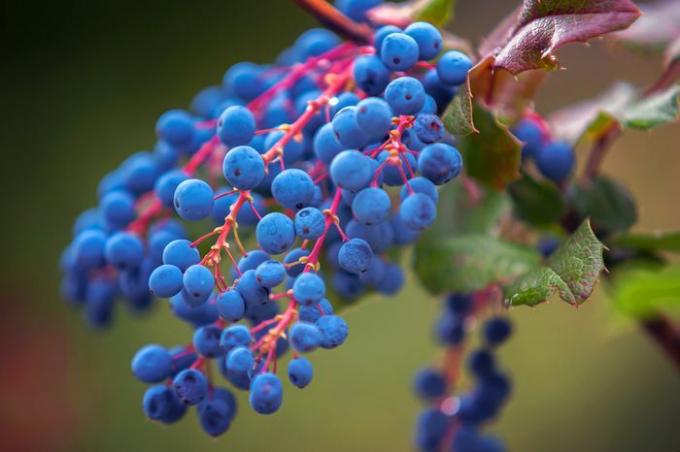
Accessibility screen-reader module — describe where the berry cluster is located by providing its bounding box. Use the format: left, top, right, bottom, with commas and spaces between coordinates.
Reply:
413, 293, 513, 452
513, 114, 575, 183
59, 4, 473, 437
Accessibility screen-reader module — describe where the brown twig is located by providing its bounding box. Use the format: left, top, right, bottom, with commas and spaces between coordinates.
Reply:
641, 314, 680, 371
292, 0, 373, 44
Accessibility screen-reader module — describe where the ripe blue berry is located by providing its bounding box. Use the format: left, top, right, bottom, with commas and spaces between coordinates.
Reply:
436, 50, 473, 86
414, 113, 445, 144
380, 32, 419, 71
73, 229, 107, 269
149, 264, 183, 298
197, 388, 236, 437
446, 293, 473, 314
375, 262, 405, 295
256, 212, 296, 255
155, 170, 188, 208
220, 324, 253, 354
121, 152, 159, 194
405, 22, 442, 60
329, 150, 373, 192
182, 264, 215, 306
156, 109, 195, 148
105, 232, 144, 269
316, 315, 349, 348
162, 239, 200, 272
513, 118, 545, 160
351, 187, 391, 226
223, 62, 264, 101
222, 145, 265, 190
249, 372, 283, 415
417, 143, 463, 185
400, 176, 438, 203
237, 249, 270, 273
271, 169, 315, 210
293, 272, 326, 306
290, 321, 322, 353
284, 248, 310, 277
132, 344, 173, 383
353, 55, 391, 96
468, 349, 496, 378
299, 298, 334, 323
374, 25, 401, 55
236, 269, 270, 306
385, 77, 426, 115
535, 140, 575, 182
436, 312, 465, 345
335, 0, 382, 22
413, 368, 447, 400
216, 290, 246, 321
356, 97, 393, 139
217, 105, 255, 147
338, 238, 373, 274
143, 385, 186, 423
100, 191, 136, 229
400, 193, 437, 230
294, 207, 326, 240
414, 408, 450, 451
288, 357, 314, 388
332, 106, 369, 148
173, 368, 208, 405
193, 325, 225, 358
313, 123, 344, 165
483, 316, 512, 347
173, 179, 214, 221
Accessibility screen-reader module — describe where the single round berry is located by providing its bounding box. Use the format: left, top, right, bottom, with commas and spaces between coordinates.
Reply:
173, 368, 208, 405
294, 207, 326, 240
156, 109, 195, 148
399, 193, 437, 230
374, 25, 401, 55
437, 50, 473, 86
338, 238, 373, 275
73, 229, 107, 269
104, 232, 144, 269
249, 372, 283, 415
155, 170, 188, 208
316, 315, 349, 349
217, 105, 255, 147
313, 123, 344, 165
131, 344, 173, 383
193, 325, 224, 358
400, 176, 438, 203
355, 97, 393, 139
293, 272, 326, 306
288, 357, 314, 388
149, 264, 183, 298
535, 140, 575, 182
331, 106, 369, 148
352, 187, 391, 226
380, 32, 419, 71
329, 150, 373, 192
513, 118, 545, 160
256, 212, 296, 255
468, 349, 495, 378
385, 77, 426, 115
414, 113, 445, 144
290, 321, 322, 353
216, 290, 246, 322
405, 22, 442, 60
271, 169, 315, 210
353, 55, 391, 96
483, 316, 513, 347
197, 389, 236, 437
173, 179, 214, 221
182, 264, 215, 306
254, 259, 286, 288
219, 324, 253, 353
162, 239, 200, 272
222, 145, 265, 190
235, 269, 270, 306
417, 143, 463, 185
100, 190, 136, 229
413, 368, 447, 400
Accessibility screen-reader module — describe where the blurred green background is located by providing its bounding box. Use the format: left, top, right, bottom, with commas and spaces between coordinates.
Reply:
2, 1, 679, 451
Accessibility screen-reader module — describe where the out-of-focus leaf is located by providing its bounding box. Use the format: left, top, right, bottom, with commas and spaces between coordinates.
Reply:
621, 85, 680, 130
612, 0, 680, 51
367, 0, 455, 28
611, 264, 680, 318
442, 77, 476, 136
491, 0, 641, 74
508, 172, 565, 227
414, 235, 540, 295
611, 231, 680, 253
507, 220, 605, 307
573, 176, 637, 235
458, 104, 521, 189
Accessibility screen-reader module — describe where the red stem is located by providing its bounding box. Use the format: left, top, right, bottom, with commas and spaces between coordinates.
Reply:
291, 0, 374, 44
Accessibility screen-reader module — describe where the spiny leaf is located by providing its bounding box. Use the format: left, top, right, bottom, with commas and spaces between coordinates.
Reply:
611, 264, 680, 319
442, 76, 476, 136
507, 220, 605, 307
611, 231, 680, 253
490, 0, 641, 75
572, 176, 637, 235
457, 104, 522, 190
621, 85, 680, 130
508, 172, 565, 227
414, 235, 540, 295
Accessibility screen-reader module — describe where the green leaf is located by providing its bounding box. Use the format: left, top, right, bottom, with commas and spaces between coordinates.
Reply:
367, 0, 455, 28
621, 85, 680, 130
442, 77, 476, 136
427, 179, 510, 237
611, 231, 680, 253
415, 0, 455, 27
507, 220, 606, 307
458, 104, 522, 190
572, 176, 637, 234
611, 264, 680, 318
508, 172, 565, 227
414, 235, 540, 295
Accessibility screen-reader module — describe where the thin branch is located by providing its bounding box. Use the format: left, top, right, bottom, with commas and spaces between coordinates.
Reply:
292, 0, 374, 44
641, 314, 680, 371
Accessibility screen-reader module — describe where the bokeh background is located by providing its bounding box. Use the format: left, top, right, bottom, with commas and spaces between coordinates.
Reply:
2, 1, 679, 451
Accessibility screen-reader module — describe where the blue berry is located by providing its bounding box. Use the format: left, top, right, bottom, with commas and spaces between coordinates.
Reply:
446, 293, 473, 314
468, 349, 495, 378
436, 312, 465, 345
105, 232, 144, 269
272, 169, 315, 210
219, 324, 253, 354
332, 270, 366, 300
256, 212, 296, 255
375, 262, 404, 295
437, 50, 473, 86
121, 152, 159, 194
299, 298, 334, 323
332, 106, 369, 148
226, 346, 254, 382
294, 207, 326, 240
149, 264, 183, 298
217, 105, 255, 147
197, 388, 236, 437
483, 316, 512, 347
329, 150, 373, 192
155, 170, 188, 208
193, 325, 224, 358
352, 187, 391, 226
162, 239, 200, 272
73, 229, 107, 269
182, 264, 214, 306
237, 250, 270, 273
330, 92, 360, 117
191, 85, 223, 118
132, 344, 173, 383
294, 28, 341, 59
400, 176, 438, 203
358, 255, 386, 286
385, 77, 426, 115
535, 140, 575, 182
249, 372, 283, 415
284, 248, 310, 277
100, 191, 136, 229
356, 97, 393, 139
290, 321, 322, 353
222, 145, 265, 190
374, 25, 401, 55
170, 292, 218, 326
316, 315, 348, 348
513, 118, 544, 160
156, 109, 195, 148
252, 260, 285, 288
338, 238, 373, 274
313, 123, 344, 165
335, 0, 382, 21
216, 290, 246, 321
418, 143, 463, 185
414, 113, 444, 143
414, 408, 450, 451
236, 269, 270, 306
346, 219, 394, 254
143, 385, 186, 423
353, 55, 391, 96
173, 179, 214, 221
293, 272, 326, 305
380, 32, 419, 71
405, 22, 442, 60
223, 62, 264, 101
173, 368, 208, 405
264, 131, 306, 165
413, 368, 447, 400
288, 357, 314, 388
400, 193, 437, 230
